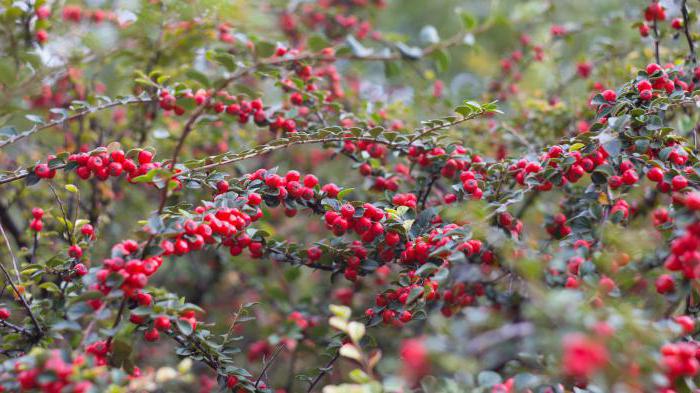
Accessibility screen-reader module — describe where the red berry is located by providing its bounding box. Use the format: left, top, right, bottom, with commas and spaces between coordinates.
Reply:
686, 192, 700, 210
29, 219, 43, 232
671, 18, 683, 30
637, 80, 652, 92
672, 175, 688, 191
647, 167, 664, 182
621, 169, 638, 185
0, 308, 10, 320
31, 208, 44, 219
74, 263, 88, 276
382, 309, 395, 323
247, 192, 262, 206
601, 89, 616, 102
303, 174, 319, 188
138, 150, 153, 164
154, 316, 172, 331
144, 328, 160, 342
81, 224, 94, 237
226, 375, 239, 388
68, 245, 83, 259
646, 63, 662, 75
136, 293, 153, 306
34, 163, 53, 179
639, 23, 650, 37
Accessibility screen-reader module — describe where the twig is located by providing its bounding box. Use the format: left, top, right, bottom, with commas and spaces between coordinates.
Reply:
0, 96, 154, 149
307, 351, 341, 392
48, 183, 74, 245
652, 13, 661, 64
105, 298, 127, 346
255, 343, 286, 387
0, 224, 42, 338
0, 319, 32, 336
0, 222, 21, 283
681, 0, 696, 64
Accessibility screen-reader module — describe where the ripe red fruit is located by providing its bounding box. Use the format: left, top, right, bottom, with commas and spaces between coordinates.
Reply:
399, 310, 412, 323
621, 169, 638, 185
359, 163, 372, 176
250, 98, 263, 111
599, 276, 616, 293
136, 293, 153, 306
34, 163, 53, 179
344, 268, 358, 281
226, 375, 239, 388
108, 162, 123, 177
601, 89, 616, 102
382, 309, 396, 323
81, 224, 94, 237
655, 274, 675, 294
29, 219, 43, 232
31, 208, 44, 219
138, 150, 153, 164
247, 192, 262, 206
0, 308, 10, 320
130, 314, 146, 324
672, 175, 688, 191
674, 315, 695, 334
216, 180, 229, 194
639, 23, 650, 37
144, 328, 160, 342
386, 232, 400, 246
36, 5, 51, 19
68, 245, 83, 259
687, 193, 700, 210
671, 18, 683, 30
303, 174, 319, 188
110, 150, 125, 162
290, 92, 303, 105
74, 263, 88, 276
340, 204, 355, 218
637, 79, 652, 91
646, 63, 662, 75
154, 316, 172, 331
36, 29, 48, 43
646, 167, 664, 182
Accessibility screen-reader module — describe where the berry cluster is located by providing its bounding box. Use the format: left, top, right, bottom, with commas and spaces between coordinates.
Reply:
14, 350, 96, 392
664, 221, 700, 279
29, 208, 44, 232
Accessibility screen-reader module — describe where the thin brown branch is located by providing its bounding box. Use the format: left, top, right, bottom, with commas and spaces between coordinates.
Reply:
0, 96, 154, 149
0, 223, 42, 338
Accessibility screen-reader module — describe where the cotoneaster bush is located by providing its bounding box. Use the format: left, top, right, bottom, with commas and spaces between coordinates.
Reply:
2, 0, 700, 392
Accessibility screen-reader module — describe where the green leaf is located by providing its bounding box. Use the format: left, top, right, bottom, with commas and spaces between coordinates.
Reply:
384, 61, 401, 78
308, 35, 331, 52
176, 318, 194, 336
477, 371, 502, 387
255, 41, 276, 58
337, 188, 354, 200
457, 8, 478, 30
25, 114, 44, 124
0, 126, 17, 137
406, 286, 424, 304
185, 69, 210, 87
339, 343, 362, 361
329, 304, 352, 320
212, 51, 238, 72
